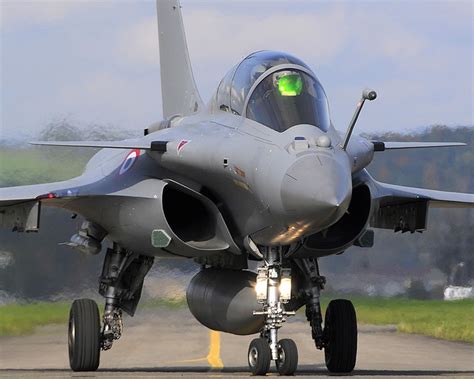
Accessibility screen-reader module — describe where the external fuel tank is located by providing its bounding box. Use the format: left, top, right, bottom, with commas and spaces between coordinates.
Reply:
186, 269, 264, 335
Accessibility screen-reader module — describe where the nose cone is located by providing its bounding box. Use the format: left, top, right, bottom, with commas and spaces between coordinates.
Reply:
281, 154, 352, 226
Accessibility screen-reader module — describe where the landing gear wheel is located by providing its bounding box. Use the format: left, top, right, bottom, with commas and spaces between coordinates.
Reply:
248, 338, 271, 376
324, 299, 357, 373
276, 338, 298, 376
68, 299, 101, 372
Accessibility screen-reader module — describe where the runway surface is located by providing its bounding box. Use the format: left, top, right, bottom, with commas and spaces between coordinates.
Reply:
1, 307, 473, 378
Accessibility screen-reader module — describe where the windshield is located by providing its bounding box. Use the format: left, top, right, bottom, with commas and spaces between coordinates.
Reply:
214, 51, 311, 116
246, 69, 330, 132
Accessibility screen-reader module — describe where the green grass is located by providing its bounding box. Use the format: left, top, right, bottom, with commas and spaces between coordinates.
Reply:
1, 298, 473, 342
140, 297, 187, 310
0, 302, 70, 336
339, 297, 474, 343
0, 298, 185, 337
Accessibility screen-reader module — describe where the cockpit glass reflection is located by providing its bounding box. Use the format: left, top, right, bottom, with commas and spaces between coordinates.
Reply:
214, 51, 332, 133
246, 70, 330, 133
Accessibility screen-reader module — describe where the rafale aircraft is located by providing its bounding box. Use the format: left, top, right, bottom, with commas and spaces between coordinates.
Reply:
1, 0, 473, 375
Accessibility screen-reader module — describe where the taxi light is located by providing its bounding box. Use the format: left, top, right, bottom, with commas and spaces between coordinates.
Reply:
279, 269, 292, 302
256, 268, 268, 302
277, 74, 303, 96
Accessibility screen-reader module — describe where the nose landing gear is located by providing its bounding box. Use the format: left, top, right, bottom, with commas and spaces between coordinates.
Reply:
249, 246, 298, 376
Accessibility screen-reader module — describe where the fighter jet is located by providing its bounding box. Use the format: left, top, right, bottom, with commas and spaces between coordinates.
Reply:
1, 0, 472, 375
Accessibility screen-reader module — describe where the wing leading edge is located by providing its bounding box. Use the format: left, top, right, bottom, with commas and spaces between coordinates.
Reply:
372, 141, 466, 151
375, 181, 474, 208
30, 140, 169, 152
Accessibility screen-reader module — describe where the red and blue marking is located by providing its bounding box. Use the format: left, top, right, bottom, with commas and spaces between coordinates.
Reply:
119, 149, 141, 175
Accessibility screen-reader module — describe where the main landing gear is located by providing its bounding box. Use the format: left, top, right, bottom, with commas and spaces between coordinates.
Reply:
294, 258, 358, 373
68, 245, 154, 371
249, 247, 298, 376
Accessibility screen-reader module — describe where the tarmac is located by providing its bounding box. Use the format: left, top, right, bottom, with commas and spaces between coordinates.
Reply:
0, 307, 473, 378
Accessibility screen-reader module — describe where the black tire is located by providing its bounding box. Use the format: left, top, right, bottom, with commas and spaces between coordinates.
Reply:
68, 299, 101, 372
324, 299, 357, 373
248, 337, 271, 376
276, 338, 298, 376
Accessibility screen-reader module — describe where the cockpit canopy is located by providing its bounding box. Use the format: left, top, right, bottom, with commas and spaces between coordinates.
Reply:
214, 51, 331, 133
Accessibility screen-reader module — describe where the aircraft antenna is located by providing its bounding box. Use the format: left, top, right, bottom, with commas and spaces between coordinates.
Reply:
341, 89, 377, 150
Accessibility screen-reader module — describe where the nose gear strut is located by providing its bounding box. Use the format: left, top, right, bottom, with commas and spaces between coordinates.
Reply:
249, 246, 298, 376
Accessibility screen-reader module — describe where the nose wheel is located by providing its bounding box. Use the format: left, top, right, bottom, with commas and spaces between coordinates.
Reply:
276, 338, 298, 376
248, 338, 271, 375
248, 337, 298, 376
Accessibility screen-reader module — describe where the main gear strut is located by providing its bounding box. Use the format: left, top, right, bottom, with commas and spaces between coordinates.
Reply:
101, 287, 124, 351
294, 258, 326, 349
98, 245, 154, 350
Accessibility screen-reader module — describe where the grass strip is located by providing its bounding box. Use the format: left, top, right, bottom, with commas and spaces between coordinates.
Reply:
0, 298, 185, 336
0, 302, 70, 336
346, 297, 474, 343
0, 298, 472, 343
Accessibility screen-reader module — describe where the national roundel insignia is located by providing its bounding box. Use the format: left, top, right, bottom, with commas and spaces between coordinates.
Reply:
119, 149, 141, 175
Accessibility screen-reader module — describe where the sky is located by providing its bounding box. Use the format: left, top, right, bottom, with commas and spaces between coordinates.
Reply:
0, 0, 473, 140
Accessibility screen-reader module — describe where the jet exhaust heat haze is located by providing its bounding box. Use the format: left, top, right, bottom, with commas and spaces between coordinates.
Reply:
0, 0, 473, 375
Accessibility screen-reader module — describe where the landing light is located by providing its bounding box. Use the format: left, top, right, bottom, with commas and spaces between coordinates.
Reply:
256, 268, 268, 302
279, 269, 292, 302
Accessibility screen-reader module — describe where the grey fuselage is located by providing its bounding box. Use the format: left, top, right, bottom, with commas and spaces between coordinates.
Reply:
56, 106, 374, 258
